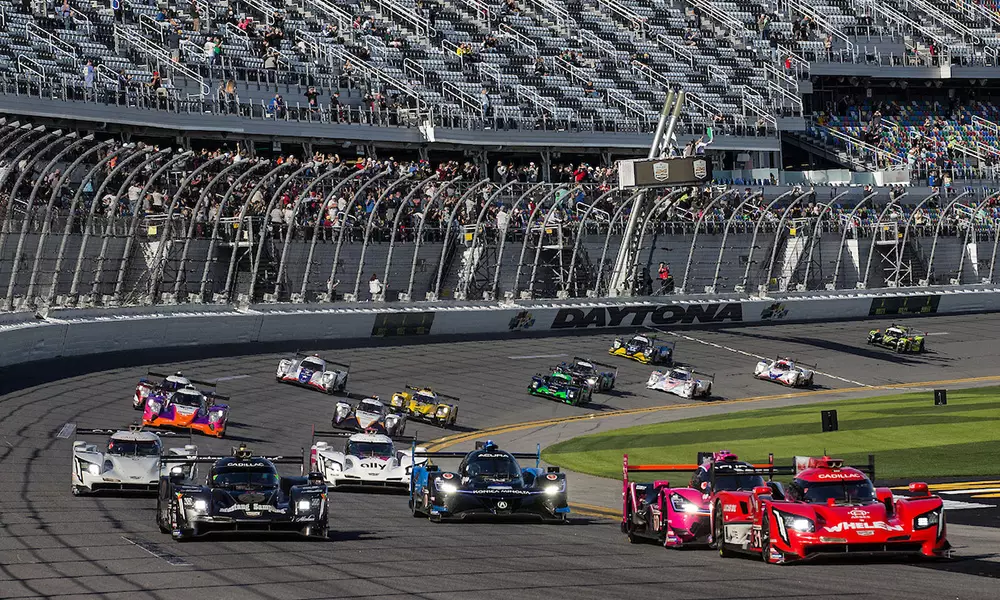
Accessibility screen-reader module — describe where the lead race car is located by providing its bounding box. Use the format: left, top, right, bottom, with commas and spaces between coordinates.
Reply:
332, 394, 407, 436
646, 365, 713, 399
712, 455, 950, 563
409, 441, 570, 522
621, 450, 779, 547
275, 352, 350, 394
867, 324, 926, 353
134, 371, 217, 410
753, 357, 815, 388
67, 424, 198, 495
310, 429, 426, 490
142, 386, 230, 438
610, 331, 675, 365
156, 444, 329, 540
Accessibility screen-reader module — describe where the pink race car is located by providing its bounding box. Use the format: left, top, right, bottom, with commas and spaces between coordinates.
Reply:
621, 450, 781, 548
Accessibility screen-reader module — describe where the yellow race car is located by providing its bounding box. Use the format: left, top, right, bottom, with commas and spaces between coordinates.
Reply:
389, 386, 459, 427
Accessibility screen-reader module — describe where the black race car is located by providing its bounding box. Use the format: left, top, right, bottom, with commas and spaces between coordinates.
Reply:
409, 441, 569, 522
556, 357, 618, 392
156, 444, 329, 540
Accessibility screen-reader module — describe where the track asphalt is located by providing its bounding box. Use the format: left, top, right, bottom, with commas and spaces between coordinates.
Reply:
1, 313, 998, 598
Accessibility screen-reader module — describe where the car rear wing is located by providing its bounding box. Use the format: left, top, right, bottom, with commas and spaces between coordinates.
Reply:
772, 356, 818, 369
146, 371, 218, 388
344, 392, 380, 402
57, 423, 192, 441
622, 453, 792, 493
643, 327, 678, 350
405, 385, 459, 401
310, 426, 419, 446
159, 453, 306, 475
794, 454, 876, 478
410, 441, 542, 468
295, 351, 350, 372
206, 392, 231, 404
672, 364, 715, 381
572, 357, 619, 375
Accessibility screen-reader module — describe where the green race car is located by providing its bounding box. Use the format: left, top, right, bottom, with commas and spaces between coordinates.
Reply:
867, 324, 926, 353
528, 371, 593, 406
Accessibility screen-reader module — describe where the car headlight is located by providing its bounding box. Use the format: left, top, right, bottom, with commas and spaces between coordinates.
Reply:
193, 499, 208, 512
670, 493, 701, 514
328, 462, 342, 473
914, 509, 940, 530
545, 484, 562, 495
774, 509, 815, 537
170, 465, 184, 475
297, 499, 312, 511
322, 371, 335, 380
567, 390, 575, 397
436, 406, 449, 416
531, 381, 538, 388
587, 377, 598, 385
336, 404, 351, 415
87, 463, 101, 476
209, 410, 225, 424
436, 481, 457, 494
147, 400, 161, 412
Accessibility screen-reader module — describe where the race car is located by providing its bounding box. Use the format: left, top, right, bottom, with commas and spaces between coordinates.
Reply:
156, 444, 329, 540
142, 386, 230, 438
621, 450, 779, 547
528, 370, 593, 406
332, 394, 406, 436
556, 357, 617, 392
275, 352, 349, 394
610, 332, 675, 365
68, 424, 197, 495
134, 371, 216, 410
712, 454, 950, 563
646, 366, 713, 399
390, 386, 459, 427
867, 324, 926, 353
409, 440, 569, 522
753, 357, 815, 388
310, 429, 426, 490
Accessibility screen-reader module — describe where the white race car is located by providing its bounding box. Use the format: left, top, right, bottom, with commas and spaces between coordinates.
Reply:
646, 366, 713, 399
68, 425, 197, 495
310, 431, 426, 490
753, 357, 815, 388
276, 353, 349, 394
333, 395, 406, 436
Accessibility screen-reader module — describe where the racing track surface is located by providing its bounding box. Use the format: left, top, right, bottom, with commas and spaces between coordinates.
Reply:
2, 314, 1000, 599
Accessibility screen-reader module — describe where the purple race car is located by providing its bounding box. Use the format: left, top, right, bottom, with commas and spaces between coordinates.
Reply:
142, 386, 230, 438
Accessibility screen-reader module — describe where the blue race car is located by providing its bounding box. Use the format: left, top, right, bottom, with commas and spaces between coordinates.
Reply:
409, 441, 569, 522
609, 332, 675, 365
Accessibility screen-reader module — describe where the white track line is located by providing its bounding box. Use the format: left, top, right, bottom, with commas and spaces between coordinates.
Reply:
666, 332, 870, 387
508, 353, 568, 360
121, 535, 192, 566
213, 374, 251, 382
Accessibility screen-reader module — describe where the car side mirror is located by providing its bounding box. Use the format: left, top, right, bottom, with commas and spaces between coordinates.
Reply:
876, 487, 894, 514
908, 482, 929, 497
753, 485, 772, 497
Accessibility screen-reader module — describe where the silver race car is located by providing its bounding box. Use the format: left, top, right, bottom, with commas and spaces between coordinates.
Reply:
753, 356, 815, 388
333, 394, 407, 436
276, 352, 349, 394
310, 430, 426, 490
66, 424, 197, 495
646, 366, 713, 399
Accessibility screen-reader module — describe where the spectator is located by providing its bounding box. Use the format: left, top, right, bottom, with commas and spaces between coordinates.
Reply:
368, 274, 382, 301
189, 4, 200, 32
81, 61, 95, 94
304, 86, 319, 111
204, 38, 216, 65
657, 262, 672, 293
268, 93, 286, 119
264, 47, 279, 70
60, 0, 73, 30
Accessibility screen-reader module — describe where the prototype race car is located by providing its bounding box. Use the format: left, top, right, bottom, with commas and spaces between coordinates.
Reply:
646, 366, 713, 399
142, 387, 230, 438
332, 395, 406, 436
275, 353, 349, 394
622, 451, 778, 547
753, 357, 815, 388
712, 455, 950, 563
610, 332, 675, 365
310, 430, 426, 490
867, 324, 926, 353
528, 370, 593, 406
409, 441, 570, 522
556, 357, 617, 392
134, 371, 217, 410
390, 386, 459, 427
68, 424, 197, 495
156, 444, 329, 540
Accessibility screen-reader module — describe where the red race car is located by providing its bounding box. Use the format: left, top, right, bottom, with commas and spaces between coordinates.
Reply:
712, 455, 950, 564
622, 450, 783, 548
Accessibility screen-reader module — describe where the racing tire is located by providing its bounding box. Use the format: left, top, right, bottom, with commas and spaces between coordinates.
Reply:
71, 485, 88, 496
156, 495, 170, 534
760, 514, 775, 564
168, 498, 192, 541
713, 501, 735, 557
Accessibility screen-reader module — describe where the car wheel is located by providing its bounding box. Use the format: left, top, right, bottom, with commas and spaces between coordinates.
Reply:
156, 495, 170, 534
169, 498, 191, 541
761, 514, 775, 564
71, 485, 87, 496
714, 501, 734, 557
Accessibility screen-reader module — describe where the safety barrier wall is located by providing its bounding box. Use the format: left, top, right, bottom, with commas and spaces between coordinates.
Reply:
3, 287, 1000, 368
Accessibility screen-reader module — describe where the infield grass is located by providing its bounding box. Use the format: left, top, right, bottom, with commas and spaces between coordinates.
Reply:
542, 386, 1000, 481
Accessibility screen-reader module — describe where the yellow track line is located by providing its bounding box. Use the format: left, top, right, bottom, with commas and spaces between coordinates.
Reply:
427, 374, 1000, 452
570, 501, 620, 519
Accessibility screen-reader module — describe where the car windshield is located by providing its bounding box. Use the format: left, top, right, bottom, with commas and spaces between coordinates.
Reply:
300, 359, 324, 371
347, 441, 394, 458
630, 336, 649, 346
775, 361, 792, 370
163, 378, 190, 390
358, 401, 382, 414
466, 455, 521, 481
415, 392, 436, 403
798, 479, 877, 504
668, 370, 690, 380
212, 467, 280, 489
108, 440, 160, 456
692, 467, 764, 492
575, 362, 594, 371
172, 392, 202, 408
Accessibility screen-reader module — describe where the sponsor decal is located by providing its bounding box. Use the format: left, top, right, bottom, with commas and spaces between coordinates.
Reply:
508, 310, 536, 331
816, 472, 866, 480
692, 159, 707, 180
470, 489, 533, 495
225, 462, 268, 468
219, 504, 287, 514
476, 453, 509, 459
652, 161, 670, 182
823, 521, 904, 533
723, 503, 738, 513
497, 501, 509, 509
869, 295, 941, 316
551, 303, 743, 330
760, 302, 788, 321
545, 474, 559, 481
441, 472, 454, 479
372, 312, 435, 337
238, 493, 267, 504
848, 508, 870, 520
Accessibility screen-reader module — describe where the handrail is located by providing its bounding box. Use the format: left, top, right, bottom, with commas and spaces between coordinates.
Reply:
738, 86, 777, 129
27, 22, 77, 60
240, 0, 280, 24
225, 22, 254, 50
597, 0, 649, 35
498, 23, 539, 54
95, 63, 118, 84
654, 33, 695, 67
369, 0, 436, 38
137, 14, 166, 45
403, 58, 425, 84
856, 0, 955, 53
477, 62, 502, 86
515, 84, 557, 114
523, 0, 576, 34
442, 81, 485, 115
69, 6, 92, 30
902, 0, 981, 45
607, 89, 650, 121
114, 25, 210, 98
299, 0, 353, 35
781, 0, 856, 54
320, 41, 429, 110
580, 28, 621, 62
553, 56, 592, 87
455, 0, 495, 24
818, 124, 907, 168
17, 55, 45, 79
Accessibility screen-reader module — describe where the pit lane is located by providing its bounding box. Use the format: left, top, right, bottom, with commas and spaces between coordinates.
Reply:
1, 314, 999, 598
